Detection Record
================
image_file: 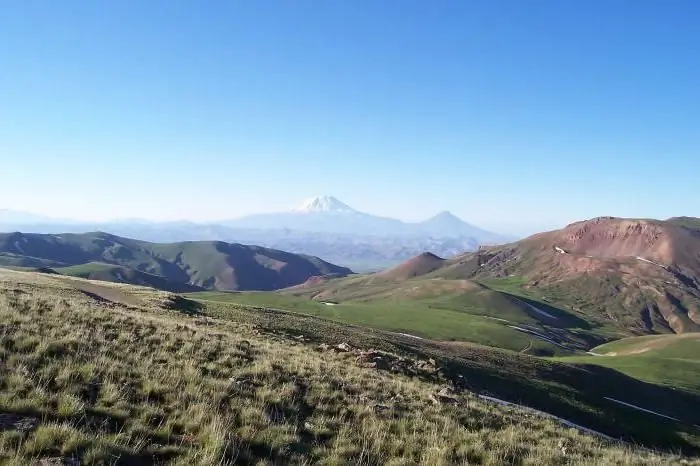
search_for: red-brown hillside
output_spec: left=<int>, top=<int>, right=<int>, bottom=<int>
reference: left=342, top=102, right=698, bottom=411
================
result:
left=432, top=217, right=700, bottom=334
left=378, top=252, right=446, bottom=280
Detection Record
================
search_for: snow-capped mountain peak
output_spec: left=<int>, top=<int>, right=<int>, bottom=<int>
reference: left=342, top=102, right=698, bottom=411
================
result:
left=290, top=196, right=357, bottom=214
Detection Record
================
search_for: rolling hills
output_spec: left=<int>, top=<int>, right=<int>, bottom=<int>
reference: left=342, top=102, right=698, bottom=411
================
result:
left=284, top=216, right=700, bottom=341
left=554, top=333, right=700, bottom=395
left=0, top=232, right=351, bottom=292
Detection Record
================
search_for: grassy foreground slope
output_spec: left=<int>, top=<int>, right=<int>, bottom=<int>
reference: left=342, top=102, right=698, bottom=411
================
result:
left=0, top=269, right=698, bottom=464
left=554, top=333, right=700, bottom=395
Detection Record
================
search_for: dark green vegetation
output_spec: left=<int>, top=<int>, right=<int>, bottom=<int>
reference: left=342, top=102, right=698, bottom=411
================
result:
left=0, top=231, right=350, bottom=291
left=554, top=334, right=700, bottom=395
left=57, top=262, right=204, bottom=293
left=0, top=269, right=698, bottom=465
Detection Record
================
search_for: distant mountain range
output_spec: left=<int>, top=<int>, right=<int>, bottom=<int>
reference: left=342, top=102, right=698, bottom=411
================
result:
left=0, top=197, right=514, bottom=270
left=0, top=231, right=350, bottom=291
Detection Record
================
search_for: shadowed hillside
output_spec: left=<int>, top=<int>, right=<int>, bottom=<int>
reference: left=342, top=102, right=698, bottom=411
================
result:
left=0, top=232, right=351, bottom=291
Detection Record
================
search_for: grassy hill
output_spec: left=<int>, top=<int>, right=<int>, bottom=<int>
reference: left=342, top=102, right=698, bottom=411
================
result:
left=445, top=217, right=700, bottom=334
left=280, top=216, right=700, bottom=345
left=57, top=262, right=205, bottom=293
left=188, top=290, right=572, bottom=355
left=0, top=268, right=698, bottom=464
left=554, top=333, right=700, bottom=395
left=274, top=271, right=616, bottom=352
left=0, top=231, right=351, bottom=292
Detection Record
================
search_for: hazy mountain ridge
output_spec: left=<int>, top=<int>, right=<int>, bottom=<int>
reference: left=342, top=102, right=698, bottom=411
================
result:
left=0, top=231, right=351, bottom=291
left=0, top=197, right=512, bottom=269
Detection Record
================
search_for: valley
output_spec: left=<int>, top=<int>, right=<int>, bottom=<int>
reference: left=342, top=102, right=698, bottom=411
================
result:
left=1, top=215, right=700, bottom=464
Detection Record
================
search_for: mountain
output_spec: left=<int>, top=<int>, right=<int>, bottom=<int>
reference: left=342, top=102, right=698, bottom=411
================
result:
left=414, top=211, right=507, bottom=244
left=223, top=195, right=508, bottom=240
left=0, top=198, right=512, bottom=270
left=290, top=195, right=357, bottom=213
left=427, top=217, right=700, bottom=333
left=283, top=216, right=700, bottom=339
left=0, top=231, right=351, bottom=291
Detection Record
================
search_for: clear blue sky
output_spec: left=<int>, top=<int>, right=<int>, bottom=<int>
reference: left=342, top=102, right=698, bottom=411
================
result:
left=1, top=0, right=698, bottom=235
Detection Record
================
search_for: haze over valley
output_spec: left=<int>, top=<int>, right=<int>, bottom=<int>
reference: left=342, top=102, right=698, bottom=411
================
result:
left=0, top=196, right=513, bottom=271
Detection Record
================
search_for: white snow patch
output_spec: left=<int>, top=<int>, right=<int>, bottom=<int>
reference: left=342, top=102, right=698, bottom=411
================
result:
left=634, top=256, right=669, bottom=270
left=604, top=397, right=680, bottom=421
left=586, top=351, right=604, bottom=357
left=290, top=196, right=357, bottom=213
left=554, top=246, right=567, bottom=254
left=482, top=315, right=510, bottom=323
left=396, top=332, right=424, bottom=340
left=321, top=302, right=337, bottom=306
left=508, top=326, right=568, bottom=349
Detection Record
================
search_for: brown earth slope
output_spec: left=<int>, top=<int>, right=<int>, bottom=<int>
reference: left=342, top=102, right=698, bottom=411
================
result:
left=430, top=217, right=700, bottom=334
left=377, top=252, right=446, bottom=280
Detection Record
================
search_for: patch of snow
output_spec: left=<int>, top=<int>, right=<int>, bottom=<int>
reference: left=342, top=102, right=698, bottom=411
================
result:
left=508, top=326, right=568, bottom=349
left=586, top=351, right=604, bottom=357
left=604, top=397, right=680, bottom=421
left=290, top=196, right=357, bottom=214
left=634, top=256, right=669, bottom=270
left=554, top=246, right=567, bottom=254
left=482, top=315, right=510, bottom=323
left=321, top=302, right=337, bottom=306
left=396, top=332, right=424, bottom=340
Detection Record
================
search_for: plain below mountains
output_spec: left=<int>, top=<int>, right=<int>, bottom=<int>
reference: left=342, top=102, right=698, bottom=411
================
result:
left=0, top=231, right=351, bottom=292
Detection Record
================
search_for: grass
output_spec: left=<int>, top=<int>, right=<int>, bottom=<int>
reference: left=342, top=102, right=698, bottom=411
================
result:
left=56, top=262, right=203, bottom=293
left=280, top=273, right=625, bottom=347
left=188, top=291, right=569, bottom=355
left=554, top=334, right=700, bottom=395
left=0, top=231, right=349, bottom=292
left=0, top=269, right=698, bottom=464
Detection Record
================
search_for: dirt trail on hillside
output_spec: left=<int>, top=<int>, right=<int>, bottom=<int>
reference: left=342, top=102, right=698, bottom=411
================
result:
left=602, top=333, right=700, bottom=356
left=68, top=280, right=143, bottom=306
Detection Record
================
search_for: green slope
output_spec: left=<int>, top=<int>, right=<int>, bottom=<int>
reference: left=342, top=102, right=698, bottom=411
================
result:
left=280, top=273, right=616, bottom=350
left=0, top=231, right=351, bottom=291
left=57, top=262, right=204, bottom=293
left=554, top=334, right=700, bottom=394
left=188, top=290, right=573, bottom=355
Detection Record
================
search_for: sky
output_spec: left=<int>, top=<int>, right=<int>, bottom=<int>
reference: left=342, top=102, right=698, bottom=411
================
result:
left=1, top=0, right=698, bottom=236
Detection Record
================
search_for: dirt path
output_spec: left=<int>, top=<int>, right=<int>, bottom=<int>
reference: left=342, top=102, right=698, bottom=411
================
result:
left=66, top=280, right=143, bottom=306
